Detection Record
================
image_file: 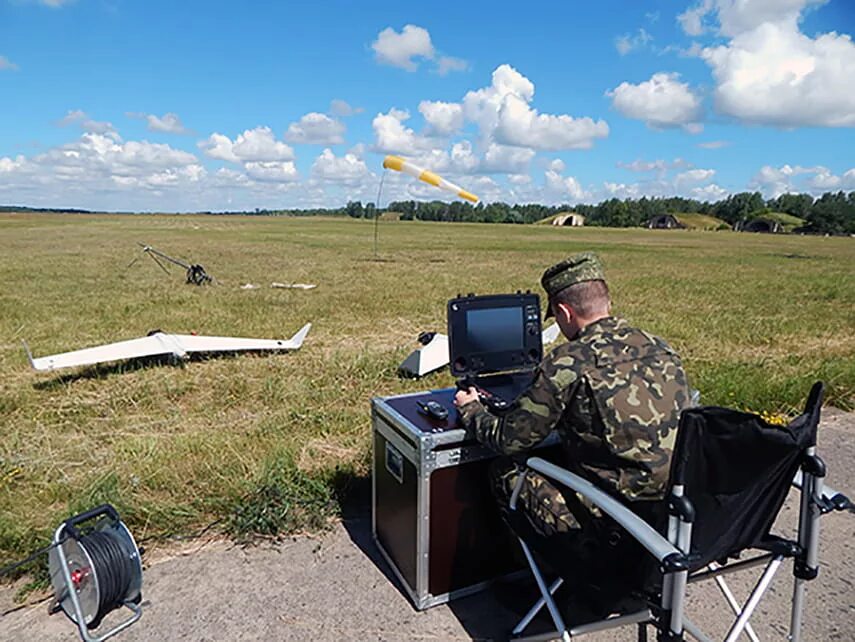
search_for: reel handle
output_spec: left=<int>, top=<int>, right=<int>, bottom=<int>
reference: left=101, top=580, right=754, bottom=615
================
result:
left=63, top=504, right=120, bottom=539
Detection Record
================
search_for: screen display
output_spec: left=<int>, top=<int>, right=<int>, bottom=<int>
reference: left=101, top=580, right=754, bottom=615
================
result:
left=466, top=306, right=524, bottom=354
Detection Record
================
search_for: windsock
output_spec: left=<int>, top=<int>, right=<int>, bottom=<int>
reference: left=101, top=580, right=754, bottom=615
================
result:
left=382, top=155, right=479, bottom=203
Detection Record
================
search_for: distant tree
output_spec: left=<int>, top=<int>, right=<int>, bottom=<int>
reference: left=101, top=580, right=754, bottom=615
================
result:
left=345, top=200, right=364, bottom=218
left=769, top=193, right=813, bottom=218
left=806, top=191, right=854, bottom=235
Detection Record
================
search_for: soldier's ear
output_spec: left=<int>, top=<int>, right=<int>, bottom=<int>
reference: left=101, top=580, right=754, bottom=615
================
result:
left=555, top=302, right=574, bottom=323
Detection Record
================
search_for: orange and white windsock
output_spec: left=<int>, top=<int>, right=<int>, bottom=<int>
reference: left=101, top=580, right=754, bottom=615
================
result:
left=382, top=155, right=479, bottom=203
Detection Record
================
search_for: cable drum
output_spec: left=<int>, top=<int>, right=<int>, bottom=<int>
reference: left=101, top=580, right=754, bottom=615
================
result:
left=49, top=516, right=143, bottom=630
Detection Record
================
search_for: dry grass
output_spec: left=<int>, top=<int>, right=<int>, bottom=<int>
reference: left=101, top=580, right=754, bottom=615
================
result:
left=0, top=213, right=853, bottom=569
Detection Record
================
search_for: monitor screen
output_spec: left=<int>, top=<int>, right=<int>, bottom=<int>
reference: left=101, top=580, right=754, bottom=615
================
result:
left=466, top=306, right=524, bottom=354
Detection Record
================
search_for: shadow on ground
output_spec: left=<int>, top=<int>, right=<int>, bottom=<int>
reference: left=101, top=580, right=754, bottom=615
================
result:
left=336, top=472, right=555, bottom=641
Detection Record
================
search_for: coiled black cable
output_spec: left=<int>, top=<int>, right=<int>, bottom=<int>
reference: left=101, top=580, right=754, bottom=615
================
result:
left=78, top=529, right=135, bottom=627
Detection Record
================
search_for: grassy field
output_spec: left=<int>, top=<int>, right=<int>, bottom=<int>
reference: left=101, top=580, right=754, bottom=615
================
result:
left=1, top=213, right=853, bottom=572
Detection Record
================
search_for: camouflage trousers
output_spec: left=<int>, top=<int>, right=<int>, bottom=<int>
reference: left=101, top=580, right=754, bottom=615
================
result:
left=490, top=457, right=602, bottom=540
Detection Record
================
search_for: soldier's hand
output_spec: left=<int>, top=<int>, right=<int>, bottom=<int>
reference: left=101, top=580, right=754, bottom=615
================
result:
left=454, top=387, right=480, bottom=407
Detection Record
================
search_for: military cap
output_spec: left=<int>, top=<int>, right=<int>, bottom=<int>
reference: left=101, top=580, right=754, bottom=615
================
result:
left=541, top=252, right=606, bottom=318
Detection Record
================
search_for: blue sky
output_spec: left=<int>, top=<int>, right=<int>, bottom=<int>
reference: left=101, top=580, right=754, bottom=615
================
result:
left=0, top=0, right=853, bottom=211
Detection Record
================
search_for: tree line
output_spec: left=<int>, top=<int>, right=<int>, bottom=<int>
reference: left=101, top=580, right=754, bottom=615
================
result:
left=5, top=191, right=854, bottom=235
left=334, top=191, right=851, bottom=235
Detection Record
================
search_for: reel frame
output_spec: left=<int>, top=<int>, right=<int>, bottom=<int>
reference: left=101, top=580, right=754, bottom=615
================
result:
left=49, top=505, right=143, bottom=642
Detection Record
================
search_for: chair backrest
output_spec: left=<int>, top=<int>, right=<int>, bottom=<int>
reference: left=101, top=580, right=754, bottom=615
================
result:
left=667, top=382, right=823, bottom=568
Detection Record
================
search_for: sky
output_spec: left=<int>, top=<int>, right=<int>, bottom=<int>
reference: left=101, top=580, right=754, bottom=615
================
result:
left=0, top=0, right=853, bottom=212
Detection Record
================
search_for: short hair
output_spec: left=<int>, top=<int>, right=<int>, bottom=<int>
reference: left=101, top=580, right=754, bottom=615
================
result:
left=551, top=279, right=610, bottom=318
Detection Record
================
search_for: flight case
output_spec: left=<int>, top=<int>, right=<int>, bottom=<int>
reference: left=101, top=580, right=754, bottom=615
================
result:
left=371, top=388, right=524, bottom=609
left=372, top=292, right=551, bottom=609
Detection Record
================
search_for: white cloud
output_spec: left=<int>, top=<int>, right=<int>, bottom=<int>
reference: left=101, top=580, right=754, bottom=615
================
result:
left=748, top=163, right=851, bottom=196
left=545, top=168, right=589, bottom=201
left=329, top=99, right=363, bottom=117
left=244, top=161, right=299, bottom=183
left=752, top=164, right=799, bottom=196
left=676, top=0, right=817, bottom=37
left=618, top=158, right=692, bottom=173
left=447, top=141, right=480, bottom=174
left=0, top=132, right=204, bottom=201
left=464, top=64, right=534, bottom=128
left=608, top=72, right=703, bottom=132
left=310, top=148, right=370, bottom=184
left=145, top=112, right=188, bottom=134
left=58, top=109, right=117, bottom=136
left=714, top=0, right=824, bottom=38
left=371, top=25, right=468, bottom=75
left=807, top=167, right=841, bottom=190
left=603, top=181, right=646, bottom=199
left=701, top=23, right=855, bottom=127
left=496, top=93, right=610, bottom=150
left=198, top=133, right=239, bottom=162
left=0, top=155, right=26, bottom=173
left=39, top=0, right=75, bottom=6
left=0, top=56, right=18, bottom=71
left=697, top=140, right=731, bottom=149
left=677, top=0, right=714, bottom=36
left=437, top=56, right=468, bottom=75
left=371, top=25, right=435, bottom=71
left=418, top=100, right=464, bottom=136
left=199, top=127, right=294, bottom=163
left=128, top=112, right=189, bottom=134
left=482, top=143, right=535, bottom=174
left=690, top=183, right=729, bottom=200
left=285, top=112, right=346, bottom=145
left=683, top=1, right=855, bottom=127
left=615, top=28, right=653, bottom=55
left=371, top=108, right=436, bottom=155
left=675, top=168, right=716, bottom=187
left=600, top=163, right=728, bottom=201
left=460, top=65, right=607, bottom=151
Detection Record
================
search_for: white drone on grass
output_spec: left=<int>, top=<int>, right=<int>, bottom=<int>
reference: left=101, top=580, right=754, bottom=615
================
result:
left=24, top=324, right=311, bottom=373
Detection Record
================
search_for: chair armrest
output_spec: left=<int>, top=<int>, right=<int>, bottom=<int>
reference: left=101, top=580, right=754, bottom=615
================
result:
left=526, top=457, right=687, bottom=569
left=792, top=470, right=854, bottom=514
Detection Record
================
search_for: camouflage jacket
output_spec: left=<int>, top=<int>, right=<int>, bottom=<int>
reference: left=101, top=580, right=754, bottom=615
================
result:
left=459, top=316, right=690, bottom=501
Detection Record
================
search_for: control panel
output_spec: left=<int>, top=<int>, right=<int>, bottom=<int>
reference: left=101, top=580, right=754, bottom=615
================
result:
left=447, top=292, right=543, bottom=378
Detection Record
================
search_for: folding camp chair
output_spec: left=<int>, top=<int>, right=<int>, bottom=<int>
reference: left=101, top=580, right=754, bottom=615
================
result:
left=508, top=382, right=854, bottom=641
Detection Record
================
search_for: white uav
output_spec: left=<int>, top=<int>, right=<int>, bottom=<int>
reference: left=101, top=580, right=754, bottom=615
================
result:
left=25, top=323, right=311, bottom=372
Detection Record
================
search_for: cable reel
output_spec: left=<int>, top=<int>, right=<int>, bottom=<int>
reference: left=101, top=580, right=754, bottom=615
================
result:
left=48, top=504, right=143, bottom=642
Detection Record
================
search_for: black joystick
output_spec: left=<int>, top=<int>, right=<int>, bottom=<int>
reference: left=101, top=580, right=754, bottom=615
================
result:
left=456, top=376, right=510, bottom=411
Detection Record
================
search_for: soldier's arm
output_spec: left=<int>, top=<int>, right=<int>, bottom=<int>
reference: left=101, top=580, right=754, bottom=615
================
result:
left=459, top=366, right=569, bottom=455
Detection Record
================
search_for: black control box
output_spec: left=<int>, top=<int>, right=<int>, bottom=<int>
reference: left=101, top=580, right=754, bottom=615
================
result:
left=447, top=293, right=543, bottom=378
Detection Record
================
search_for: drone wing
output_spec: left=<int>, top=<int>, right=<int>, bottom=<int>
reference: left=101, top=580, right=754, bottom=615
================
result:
left=24, top=323, right=311, bottom=372
left=171, top=323, right=312, bottom=353
left=24, top=334, right=187, bottom=373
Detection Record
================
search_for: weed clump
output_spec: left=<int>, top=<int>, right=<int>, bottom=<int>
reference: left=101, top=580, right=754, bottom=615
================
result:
left=227, top=452, right=336, bottom=541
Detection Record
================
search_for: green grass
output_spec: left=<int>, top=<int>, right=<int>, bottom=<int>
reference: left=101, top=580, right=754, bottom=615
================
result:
left=0, top=213, right=853, bottom=570
left=672, top=212, right=729, bottom=230
left=749, top=210, right=806, bottom=232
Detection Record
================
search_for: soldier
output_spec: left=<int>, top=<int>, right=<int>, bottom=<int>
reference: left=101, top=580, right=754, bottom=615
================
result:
left=454, top=252, right=690, bottom=605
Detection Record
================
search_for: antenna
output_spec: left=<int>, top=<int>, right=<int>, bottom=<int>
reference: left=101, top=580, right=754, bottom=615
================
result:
left=129, top=243, right=213, bottom=285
